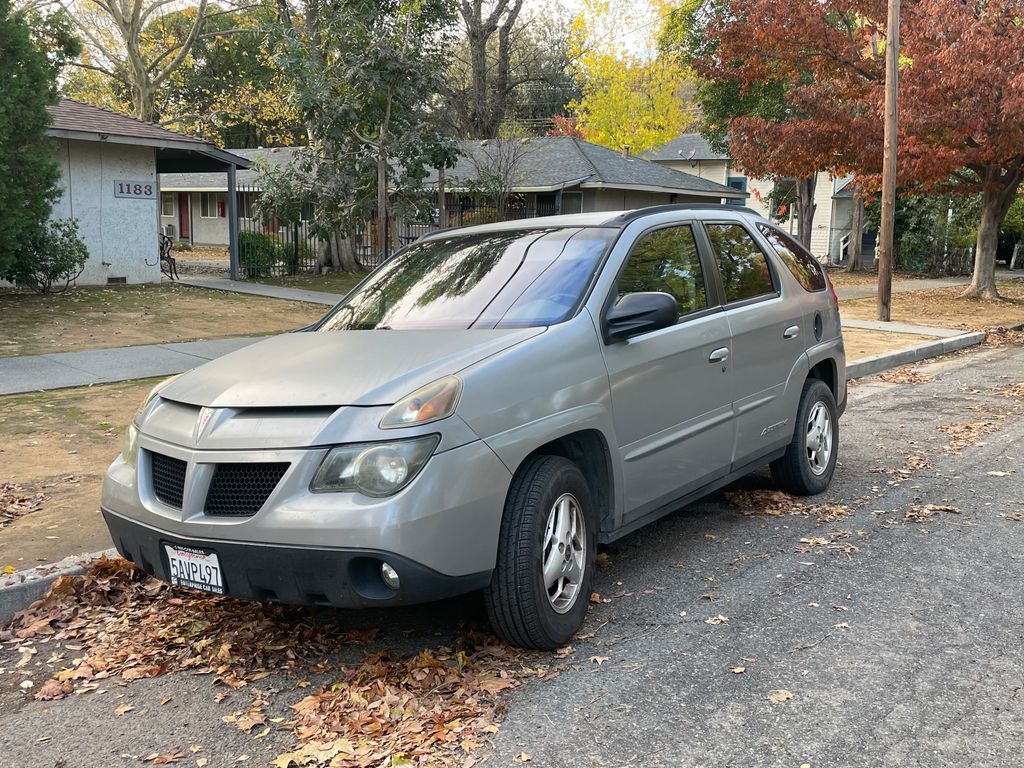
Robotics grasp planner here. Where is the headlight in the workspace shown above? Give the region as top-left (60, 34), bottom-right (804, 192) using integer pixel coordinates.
top-left (380, 376), bottom-right (461, 429)
top-left (122, 422), bottom-right (139, 467)
top-left (310, 435), bottom-right (439, 496)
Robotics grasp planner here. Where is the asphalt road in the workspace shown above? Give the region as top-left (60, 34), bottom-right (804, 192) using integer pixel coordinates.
top-left (2, 342), bottom-right (1023, 767)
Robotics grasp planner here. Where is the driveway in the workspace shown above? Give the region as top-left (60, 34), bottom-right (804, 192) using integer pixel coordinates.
top-left (2, 341), bottom-right (1023, 767)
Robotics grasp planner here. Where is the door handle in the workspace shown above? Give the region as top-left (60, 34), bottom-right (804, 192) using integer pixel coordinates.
top-left (783, 325), bottom-right (800, 339)
top-left (709, 347), bottom-right (729, 363)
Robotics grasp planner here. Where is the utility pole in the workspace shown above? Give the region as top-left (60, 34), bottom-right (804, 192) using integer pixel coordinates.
top-left (877, 0), bottom-right (899, 321)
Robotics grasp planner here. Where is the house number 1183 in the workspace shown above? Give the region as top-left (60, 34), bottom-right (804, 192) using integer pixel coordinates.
top-left (113, 180), bottom-right (156, 199)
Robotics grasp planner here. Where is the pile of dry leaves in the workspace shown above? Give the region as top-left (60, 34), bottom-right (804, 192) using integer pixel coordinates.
top-left (937, 420), bottom-right (1001, 454)
top-left (983, 326), bottom-right (1024, 348)
top-left (879, 368), bottom-right (934, 384)
top-left (0, 482), bottom-right (45, 531)
top-left (724, 489), bottom-right (851, 523)
top-left (2, 558), bottom-right (536, 767)
top-left (999, 383), bottom-right (1024, 399)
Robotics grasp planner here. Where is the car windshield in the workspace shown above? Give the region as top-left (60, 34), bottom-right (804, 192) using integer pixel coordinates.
top-left (317, 227), bottom-right (617, 331)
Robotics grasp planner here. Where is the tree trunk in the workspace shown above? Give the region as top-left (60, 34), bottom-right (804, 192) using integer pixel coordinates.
top-left (377, 154), bottom-right (388, 254)
top-left (847, 190), bottom-right (866, 272)
top-left (962, 168), bottom-right (1021, 299)
top-left (318, 233), bottom-right (359, 273)
top-left (796, 175), bottom-right (817, 252)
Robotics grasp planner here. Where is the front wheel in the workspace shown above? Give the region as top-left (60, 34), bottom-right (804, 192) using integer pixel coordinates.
top-left (770, 378), bottom-right (839, 495)
top-left (485, 455), bottom-right (596, 649)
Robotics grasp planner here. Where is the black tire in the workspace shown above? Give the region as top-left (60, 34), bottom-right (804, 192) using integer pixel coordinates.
top-left (770, 378), bottom-right (839, 495)
top-left (485, 455), bottom-right (596, 650)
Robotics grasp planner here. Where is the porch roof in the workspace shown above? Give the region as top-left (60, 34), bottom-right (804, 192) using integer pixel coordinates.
top-left (47, 99), bottom-right (250, 173)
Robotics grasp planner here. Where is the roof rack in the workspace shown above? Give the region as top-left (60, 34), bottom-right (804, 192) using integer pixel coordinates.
top-left (605, 203), bottom-right (761, 226)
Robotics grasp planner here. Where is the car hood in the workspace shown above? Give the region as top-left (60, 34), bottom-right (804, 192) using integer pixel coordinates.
top-left (158, 328), bottom-right (545, 408)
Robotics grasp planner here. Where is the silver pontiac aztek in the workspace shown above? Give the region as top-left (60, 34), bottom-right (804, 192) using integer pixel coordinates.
top-left (102, 205), bottom-right (846, 649)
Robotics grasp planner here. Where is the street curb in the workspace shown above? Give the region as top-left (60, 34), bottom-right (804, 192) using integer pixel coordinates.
top-left (0, 549), bottom-right (116, 625)
top-left (847, 330), bottom-right (987, 380)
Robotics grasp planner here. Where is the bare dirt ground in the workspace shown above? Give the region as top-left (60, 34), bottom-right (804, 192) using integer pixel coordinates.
top-left (0, 284), bottom-right (323, 358)
top-left (841, 281), bottom-right (1024, 330)
top-left (0, 381), bottom-right (153, 570)
top-left (842, 327), bottom-right (940, 360)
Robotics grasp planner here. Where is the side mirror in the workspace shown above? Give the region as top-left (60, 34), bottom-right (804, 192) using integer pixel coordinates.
top-left (604, 291), bottom-right (678, 342)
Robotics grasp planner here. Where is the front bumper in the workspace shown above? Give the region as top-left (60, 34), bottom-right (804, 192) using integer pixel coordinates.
top-left (102, 431), bottom-right (514, 584)
top-left (102, 508), bottom-right (491, 607)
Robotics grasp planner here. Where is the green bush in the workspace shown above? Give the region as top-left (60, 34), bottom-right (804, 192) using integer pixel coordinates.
top-left (238, 231), bottom-right (286, 277)
top-left (1, 218), bottom-right (88, 294)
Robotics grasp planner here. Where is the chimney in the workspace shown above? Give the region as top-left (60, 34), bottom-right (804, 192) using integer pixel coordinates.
top-left (621, 144), bottom-right (631, 159)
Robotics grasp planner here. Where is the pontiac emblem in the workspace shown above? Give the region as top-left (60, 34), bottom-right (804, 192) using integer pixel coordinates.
top-left (194, 407), bottom-right (216, 442)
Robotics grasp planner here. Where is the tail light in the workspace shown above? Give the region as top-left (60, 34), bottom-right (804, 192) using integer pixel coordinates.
top-left (826, 271), bottom-right (840, 313)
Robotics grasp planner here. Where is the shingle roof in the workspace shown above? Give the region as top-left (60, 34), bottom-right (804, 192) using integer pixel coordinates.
top-left (159, 138), bottom-right (744, 198)
top-left (46, 98), bottom-right (210, 145)
top-left (160, 147), bottom-right (299, 189)
top-left (430, 137), bottom-right (741, 197)
top-left (643, 133), bottom-right (730, 163)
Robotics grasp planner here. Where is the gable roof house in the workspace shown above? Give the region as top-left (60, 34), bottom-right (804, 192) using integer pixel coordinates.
top-left (426, 137), bottom-right (747, 216)
top-left (44, 99), bottom-right (249, 285)
top-left (158, 138), bottom-right (747, 248)
top-left (644, 133), bottom-right (871, 263)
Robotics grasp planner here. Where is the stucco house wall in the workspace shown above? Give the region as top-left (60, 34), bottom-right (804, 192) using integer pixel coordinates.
top-left (51, 138), bottom-right (160, 285)
top-left (188, 193), bottom-right (230, 245)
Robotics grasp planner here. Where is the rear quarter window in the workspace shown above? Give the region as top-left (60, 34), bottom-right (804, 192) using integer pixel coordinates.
top-left (757, 224), bottom-right (827, 292)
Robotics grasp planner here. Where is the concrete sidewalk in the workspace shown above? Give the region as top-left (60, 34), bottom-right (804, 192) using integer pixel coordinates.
top-left (178, 276), bottom-right (342, 306)
top-left (834, 268), bottom-right (1023, 300)
top-left (0, 337), bottom-right (260, 396)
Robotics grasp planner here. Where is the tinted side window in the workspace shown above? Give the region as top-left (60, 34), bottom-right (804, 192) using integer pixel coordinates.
top-left (617, 225), bottom-right (707, 316)
top-left (757, 223), bottom-right (827, 291)
top-left (705, 223), bottom-right (776, 303)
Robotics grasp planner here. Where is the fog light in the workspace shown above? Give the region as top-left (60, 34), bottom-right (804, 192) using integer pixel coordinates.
top-left (380, 562), bottom-right (400, 591)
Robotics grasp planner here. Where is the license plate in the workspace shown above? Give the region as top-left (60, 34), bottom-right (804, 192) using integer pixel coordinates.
top-left (164, 544), bottom-right (224, 594)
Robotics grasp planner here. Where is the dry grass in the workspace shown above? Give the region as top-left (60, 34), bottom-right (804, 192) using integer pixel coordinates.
top-left (0, 283), bottom-right (324, 358)
top-left (0, 380), bottom-right (155, 569)
top-left (840, 281), bottom-right (1024, 331)
top-left (842, 328), bottom-right (940, 361)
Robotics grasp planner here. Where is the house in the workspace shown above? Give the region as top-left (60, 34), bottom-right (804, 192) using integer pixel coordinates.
top-left (44, 99), bottom-right (250, 284)
top-left (643, 133), bottom-right (870, 263)
top-left (426, 137), bottom-right (748, 215)
top-left (159, 138), bottom-right (747, 247)
top-left (158, 146), bottom-right (300, 247)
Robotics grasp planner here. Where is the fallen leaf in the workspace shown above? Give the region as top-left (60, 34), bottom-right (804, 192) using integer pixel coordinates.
top-left (731, 666), bottom-right (745, 674)
top-left (705, 614), bottom-right (730, 625)
top-left (114, 703), bottom-right (134, 716)
top-left (144, 747), bottom-right (187, 764)
top-left (589, 656), bottom-right (609, 665)
top-left (514, 753), bottom-right (532, 763)
top-left (768, 689), bottom-right (793, 704)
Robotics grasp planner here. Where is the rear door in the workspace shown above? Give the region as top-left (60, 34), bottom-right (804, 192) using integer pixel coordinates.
top-left (699, 220), bottom-right (805, 466)
top-left (600, 223), bottom-right (734, 521)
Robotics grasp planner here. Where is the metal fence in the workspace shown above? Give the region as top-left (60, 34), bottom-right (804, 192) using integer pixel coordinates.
top-left (236, 186), bottom-right (319, 278)
top-left (236, 188), bottom-right (563, 277)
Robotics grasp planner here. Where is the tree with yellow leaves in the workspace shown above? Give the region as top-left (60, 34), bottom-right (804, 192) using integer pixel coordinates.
top-left (568, 0), bottom-right (695, 153)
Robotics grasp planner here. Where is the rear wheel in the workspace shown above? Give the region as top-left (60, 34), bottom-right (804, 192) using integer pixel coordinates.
top-left (485, 455), bottom-right (596, 649)
top-left (770, 378), bottom-right (839, 495)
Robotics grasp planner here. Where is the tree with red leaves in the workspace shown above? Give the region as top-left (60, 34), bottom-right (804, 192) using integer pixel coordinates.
top-left (687, 0), bottom-right (1024, 298)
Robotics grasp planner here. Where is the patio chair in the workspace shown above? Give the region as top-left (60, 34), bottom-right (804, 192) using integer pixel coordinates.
top-left (159, 234), bottom-right (178, 280)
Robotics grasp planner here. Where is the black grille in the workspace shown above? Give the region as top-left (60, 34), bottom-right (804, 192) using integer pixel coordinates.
top-left (151, 452), bottom-right (187, 509)
top-left (204, 463), bottom-right (290, 517)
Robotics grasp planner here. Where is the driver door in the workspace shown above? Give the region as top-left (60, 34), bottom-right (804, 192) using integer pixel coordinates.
top-left (600, 223), bottom-right (734, 522)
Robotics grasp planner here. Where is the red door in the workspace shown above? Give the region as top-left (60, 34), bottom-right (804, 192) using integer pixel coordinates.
top-left (178, 193), bottom-right (191, 240)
